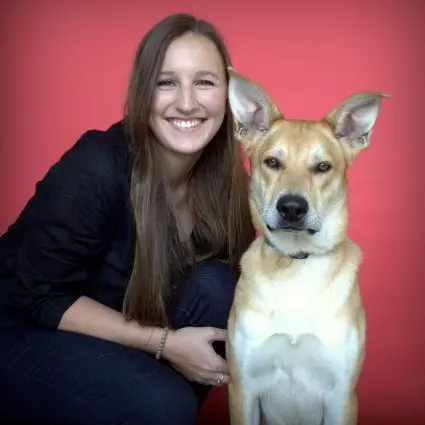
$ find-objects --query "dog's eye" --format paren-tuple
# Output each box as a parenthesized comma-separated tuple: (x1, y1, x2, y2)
(314, 162, 332, 173)
(264, 157, 282, 169)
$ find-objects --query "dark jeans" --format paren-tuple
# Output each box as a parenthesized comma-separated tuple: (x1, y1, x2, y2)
(0, 258, 237, 425)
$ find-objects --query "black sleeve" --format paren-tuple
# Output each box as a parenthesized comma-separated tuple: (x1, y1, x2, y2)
(9, 131, 122, 329)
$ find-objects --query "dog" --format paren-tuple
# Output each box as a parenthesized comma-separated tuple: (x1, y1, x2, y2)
(225, 67, 388, 425)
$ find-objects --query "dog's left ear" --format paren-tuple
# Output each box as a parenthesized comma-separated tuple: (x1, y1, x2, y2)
(324, 92, 390, 151)
(227, 67, 281, 145)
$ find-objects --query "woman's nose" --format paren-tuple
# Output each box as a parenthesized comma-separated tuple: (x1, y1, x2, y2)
(175, 86, 198, 113)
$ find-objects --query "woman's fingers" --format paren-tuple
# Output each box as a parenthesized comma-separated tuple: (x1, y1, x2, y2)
(198, 371, 229, 387)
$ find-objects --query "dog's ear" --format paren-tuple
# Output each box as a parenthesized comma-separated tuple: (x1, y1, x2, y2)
(324, 92, 390, 152)
(227, 67, 281, 145)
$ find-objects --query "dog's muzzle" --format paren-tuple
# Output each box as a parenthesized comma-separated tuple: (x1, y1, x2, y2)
(267, 194, 318, 234)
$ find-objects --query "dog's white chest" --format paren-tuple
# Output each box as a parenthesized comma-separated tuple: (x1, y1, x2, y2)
(234, 256, 359, 402)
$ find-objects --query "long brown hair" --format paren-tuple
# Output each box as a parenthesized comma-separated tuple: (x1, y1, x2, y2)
(122, 13, 255, 327)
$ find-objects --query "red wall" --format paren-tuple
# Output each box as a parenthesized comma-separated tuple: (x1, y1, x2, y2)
(1, 1, 424, 424)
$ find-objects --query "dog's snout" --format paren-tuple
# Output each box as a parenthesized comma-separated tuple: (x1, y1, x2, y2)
(276, 195, 309, 223)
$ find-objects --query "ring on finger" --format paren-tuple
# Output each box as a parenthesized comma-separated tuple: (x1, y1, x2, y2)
(215, 373, 224, 386)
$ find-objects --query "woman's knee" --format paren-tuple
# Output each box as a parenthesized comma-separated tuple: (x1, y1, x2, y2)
(174, 258, 237, 330)
(195, 258, 237, 301)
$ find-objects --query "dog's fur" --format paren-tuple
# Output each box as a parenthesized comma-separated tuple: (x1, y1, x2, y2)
(226, 67, 388, 425)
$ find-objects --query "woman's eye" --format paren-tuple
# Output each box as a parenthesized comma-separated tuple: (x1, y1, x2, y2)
(197, 80, 214, 86)
(157, 80, 175, 87)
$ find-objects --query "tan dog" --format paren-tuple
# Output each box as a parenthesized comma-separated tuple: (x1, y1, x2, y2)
(226, 67, 388, 425)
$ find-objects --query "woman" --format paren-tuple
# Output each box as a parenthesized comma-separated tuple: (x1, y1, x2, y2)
(0, 13, 255, 425)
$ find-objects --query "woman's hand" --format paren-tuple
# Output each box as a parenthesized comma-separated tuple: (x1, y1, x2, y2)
(162, 326, 229, 387)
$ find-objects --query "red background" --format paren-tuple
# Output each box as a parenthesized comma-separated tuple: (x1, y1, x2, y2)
(1, 1, 424, 424)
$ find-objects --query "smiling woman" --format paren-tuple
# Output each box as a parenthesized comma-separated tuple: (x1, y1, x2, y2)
(150, 33, 227, 160)
(0, 13, 255, 425)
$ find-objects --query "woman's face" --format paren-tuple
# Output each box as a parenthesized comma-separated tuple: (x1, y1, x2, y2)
(149, 32, 227, 158)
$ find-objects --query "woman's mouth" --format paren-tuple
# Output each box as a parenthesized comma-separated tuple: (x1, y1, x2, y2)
(166, 118, 206, 131)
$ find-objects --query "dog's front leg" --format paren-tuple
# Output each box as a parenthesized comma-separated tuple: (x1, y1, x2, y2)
(227, 310, 261, 425)
(323, 341, 363, 424)
(324, 306, 365, 425)
(228, 379, 260, 425)
(323, 389, 358, 425)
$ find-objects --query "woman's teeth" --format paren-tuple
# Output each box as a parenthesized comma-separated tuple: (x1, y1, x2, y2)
(168, 119, 203, 129)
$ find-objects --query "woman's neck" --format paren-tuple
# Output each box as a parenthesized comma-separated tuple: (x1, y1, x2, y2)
(159, 147, 202, 193)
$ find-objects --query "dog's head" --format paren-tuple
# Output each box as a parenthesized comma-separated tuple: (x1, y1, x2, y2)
(228, 67, 388, 255)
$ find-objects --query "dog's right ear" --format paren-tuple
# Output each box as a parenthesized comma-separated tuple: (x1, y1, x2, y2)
(228, 67, 281, 145)
(323, 91, 390, 153)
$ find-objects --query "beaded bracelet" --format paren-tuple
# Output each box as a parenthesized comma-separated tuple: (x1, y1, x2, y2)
(155, 327, 170, 360)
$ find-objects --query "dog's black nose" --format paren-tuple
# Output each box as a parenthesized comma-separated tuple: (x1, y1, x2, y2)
(276, 195, 309, 222)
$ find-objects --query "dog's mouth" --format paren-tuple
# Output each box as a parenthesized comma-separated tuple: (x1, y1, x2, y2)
(266, 224, 318, 235)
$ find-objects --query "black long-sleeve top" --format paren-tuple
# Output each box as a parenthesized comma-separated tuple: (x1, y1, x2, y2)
(0, 121, 210, 329)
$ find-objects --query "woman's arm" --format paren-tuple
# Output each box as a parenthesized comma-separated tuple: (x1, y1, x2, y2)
(59, 295, 231, 387)
(59, 296, 164, 354)
(9, 130, 124, 329)
(10, 131, 168, 354)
